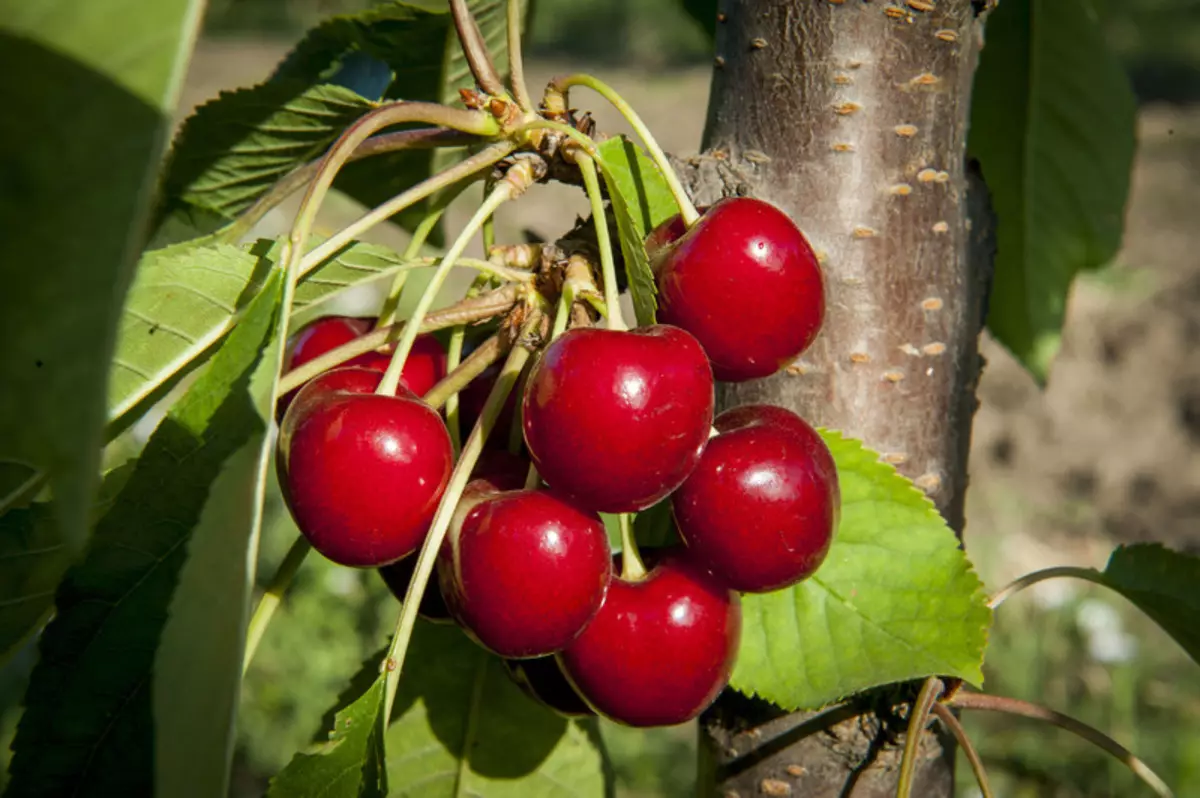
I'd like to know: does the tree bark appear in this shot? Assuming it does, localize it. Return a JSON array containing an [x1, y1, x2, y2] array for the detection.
[[682, 1, 995, 795]]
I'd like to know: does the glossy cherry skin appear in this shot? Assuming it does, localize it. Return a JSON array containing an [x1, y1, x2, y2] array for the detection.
[[505, 656, 595, 718], [279, 370, 453, 567], [672, 404, 839, 593], [437, 488, 613, 658], [558, 549, 741, 727], [649, 197, 825, 382], [522, 325, 714, 513]]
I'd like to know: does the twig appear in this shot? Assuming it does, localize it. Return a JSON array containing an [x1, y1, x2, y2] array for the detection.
[[930, 703, 994, 798], [896, 677, 945, 798], [449, 0, 505, 97]]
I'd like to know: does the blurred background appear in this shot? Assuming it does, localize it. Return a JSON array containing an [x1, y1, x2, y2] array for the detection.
[[6, 0, 1200, 796]]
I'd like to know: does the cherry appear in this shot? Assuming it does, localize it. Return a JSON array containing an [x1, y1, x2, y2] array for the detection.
[[437, 488, 613, 659], [648, 197, 825, 382], [457, 359, 520, 443], [278, 316, 445, 415], [522, 325, 714, 513], [504, 656, 594, 718], [672, 404, 839, 593], [558, 549, 741, 727], [278, 368, 453, 567], [378, 555, 453, 623]]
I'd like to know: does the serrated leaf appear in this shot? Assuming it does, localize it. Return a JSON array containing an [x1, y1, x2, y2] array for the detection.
[[268, 675, 389, 798], [0, 0, 205, 549], [595, 136, 680, 327], [1097, 544, 1200, 665], [969, 0, 1136, 380], [731, 431, 991, 711], [386, 622, 606, 797], [162, 81, 374, 220], [107, 236, 419, 437], [0, 464, 134, 664], [6, 274, 283, 797]]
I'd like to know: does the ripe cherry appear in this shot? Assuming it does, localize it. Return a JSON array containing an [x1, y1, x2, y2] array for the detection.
[[504, 656, 594, 718], [437, 488, 613, 659], [522, 325, 714, 513], [558, 549, 741, 727], [672, 404, 839, 593], [279, 316, 446, 415], [648, 197, 825, 382], [279, 368, 453, 567]]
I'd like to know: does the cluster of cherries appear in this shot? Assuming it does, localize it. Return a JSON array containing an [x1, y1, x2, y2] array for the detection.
[[276, 196, 839, 727]]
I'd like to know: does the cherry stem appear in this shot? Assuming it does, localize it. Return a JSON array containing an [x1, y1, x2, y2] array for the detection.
[[575, 153, 625, 330], [987, 565, 1105, 609], [929, 703, 994, 798], [449, 0, 506, 97], [224, 127, 479, 243], [444, 276, 493, 452], [298, 141, 515, 280], [895, 676, 945, 798], [505, 0, 533, 111], [550, 73, 700, 226], [277, 284, 519, 395], [619, 514, 646, 580], [514, 118, 601, 157], [242, 536, 311, 674], [0, 470, 48, 520], [949, 692, 1174, 797], [422, 334, 505, 412], [376, 175, 520, 397], [382, 337, 534, 723]]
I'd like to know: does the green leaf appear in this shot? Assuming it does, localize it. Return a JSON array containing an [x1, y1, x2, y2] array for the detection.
[[107, 236, 418, 437], [1098, 544, 1200, 665], [731, 431, 991, 711], [0, 0, 205, 549], [386, 622, 606, 797], [6, 274, 284, 797], [969, 0, 1136, 380], [267, 675, 389, 798], [595, 136, 679, 327], [162, 82, 374, 220]]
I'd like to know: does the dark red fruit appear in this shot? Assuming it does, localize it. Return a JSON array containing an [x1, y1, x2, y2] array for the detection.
[[558, 549, 741, 727], [279, 369, 453, 567], [279, 316, 445, 415], [470, 448, 530, 491], [649, 197, 825, 382], [458, 360, 520, 442], [378, 555, 452, 623], [522, 325, 714, 513], [672, 404, 839, 593], [438, 488, 613, 658], [504, 656, 595, 718]]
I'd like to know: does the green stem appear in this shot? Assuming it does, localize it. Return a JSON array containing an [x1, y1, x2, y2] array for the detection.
[[619, 513, 646, 580], [242, 537, 311, 673], [422, 334, 505, 411], [987, 565, 1106, 609], [224, 127, 479, 243], [382, 340, 533, 722], [277, 284, 519, 395], [277, 102, 498, 290], [297, 141, 515, 280], [895, 677, 945, 798], [376, 179, 517, 397], [449, 0, 506, 97], [551, 73, 700, 226], [506, 0, 533, 111], [949, 692, 1174, 797], [928, 703, 994, 798], [514, 118, 601, 157], [575, 153, 624, 330]]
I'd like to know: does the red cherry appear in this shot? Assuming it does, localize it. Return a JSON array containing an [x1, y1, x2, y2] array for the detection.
[[378, 555, 453, 623], [672, 404, 839, 593], [437, 488, 613, 659], [395, 333, 448, 397], [505, 656, 595, 718], [649, 197, 825, 382], [469, 448, 530, 491], [558, 549, 741, 727], [279, 369, 453, 567], [522, 325, 714, 513], [458, 360, 520, 442]]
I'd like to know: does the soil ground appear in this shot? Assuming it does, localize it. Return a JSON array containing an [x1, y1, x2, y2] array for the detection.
[[180, 37, 1200, 587]]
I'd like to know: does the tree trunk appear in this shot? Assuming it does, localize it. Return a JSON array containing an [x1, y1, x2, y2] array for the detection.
[[681, 1, 995, 795]]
